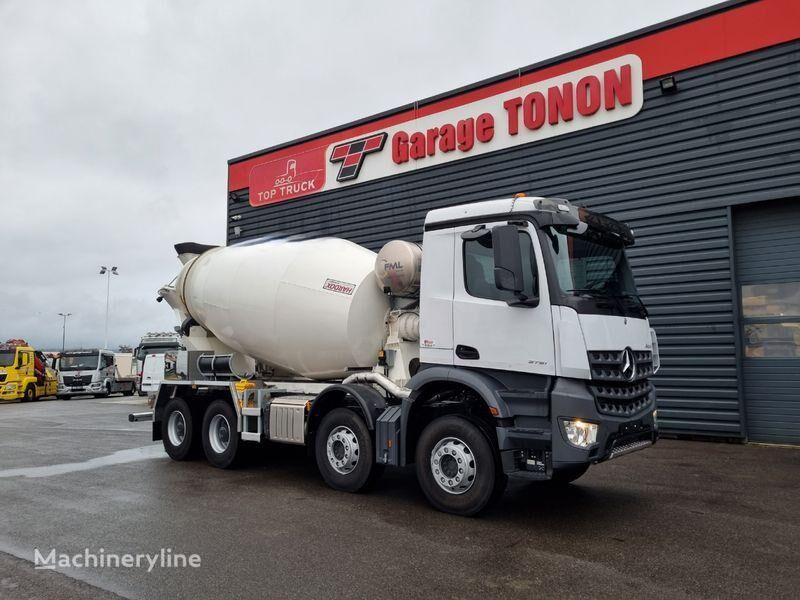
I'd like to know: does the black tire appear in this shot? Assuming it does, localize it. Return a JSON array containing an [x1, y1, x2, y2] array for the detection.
[[202, 399, 240, 469], [161, 397, 200, 461], [549, 464, 590, 484], [315, 408, 380, 493], [415, 415, 502, 516], [23, 385, 36, 403], [122, 382, 134, 397]]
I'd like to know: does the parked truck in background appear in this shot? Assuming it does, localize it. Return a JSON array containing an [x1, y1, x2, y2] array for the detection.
[[133, 333, 183, 395], [0, 340, 58, 402], [57, 349, 136, 398], [133, 196, 660, 515]]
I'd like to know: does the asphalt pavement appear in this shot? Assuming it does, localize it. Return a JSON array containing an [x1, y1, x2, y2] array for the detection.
[[1, 397, 798, 599]]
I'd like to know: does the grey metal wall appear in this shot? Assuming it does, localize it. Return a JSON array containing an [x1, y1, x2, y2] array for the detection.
[[228, 41, 800, 437]]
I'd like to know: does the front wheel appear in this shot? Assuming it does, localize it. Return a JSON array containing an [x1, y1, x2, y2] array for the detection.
[[202, 399, 240, 469], [415, 415, 504, 516], [315, 408, 380, 493], [22, 385, 36, 402]]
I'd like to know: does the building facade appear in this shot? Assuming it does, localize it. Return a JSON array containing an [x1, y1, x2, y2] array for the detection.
[[226, 0, 800, 443]]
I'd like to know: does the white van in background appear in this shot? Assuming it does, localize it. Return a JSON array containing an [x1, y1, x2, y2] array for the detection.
[[140, 352, 171, 397]]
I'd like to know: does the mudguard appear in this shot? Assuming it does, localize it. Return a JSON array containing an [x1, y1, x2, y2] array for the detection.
[[306, 383, 387, 437], [405, 366, 513, 417]]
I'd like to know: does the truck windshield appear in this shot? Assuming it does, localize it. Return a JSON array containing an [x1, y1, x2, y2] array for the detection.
[[0, 351, 15, 367], [60, 353, 99, 371], [542, 225, 642, 306]]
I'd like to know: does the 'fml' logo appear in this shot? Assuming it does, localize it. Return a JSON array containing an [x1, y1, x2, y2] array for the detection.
[[329, 133, 387, 182]]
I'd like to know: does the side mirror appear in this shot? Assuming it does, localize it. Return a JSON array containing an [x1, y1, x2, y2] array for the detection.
[[492, 225, 524, 293]]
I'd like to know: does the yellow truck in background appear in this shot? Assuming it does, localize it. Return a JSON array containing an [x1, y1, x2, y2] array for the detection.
[[0, 340, 58, 402]]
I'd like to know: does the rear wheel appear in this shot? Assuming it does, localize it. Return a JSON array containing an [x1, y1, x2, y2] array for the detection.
[[415, 415, 503, 516], [122, 382, 134, 397], [161, 397, 200, 460], [202, 400, 240, 469], [549, 464, 589, 484], [315, 408, 380, 493]]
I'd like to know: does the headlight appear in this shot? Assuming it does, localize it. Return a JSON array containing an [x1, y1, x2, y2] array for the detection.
[[650, 328, 660, 373], [563, 419, 598, 448], [4, 383, 16, 391]]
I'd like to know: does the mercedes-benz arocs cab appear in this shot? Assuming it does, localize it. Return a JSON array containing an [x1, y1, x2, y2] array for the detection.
[[57, 349, 136, 398], [133, 196, 659, 515]]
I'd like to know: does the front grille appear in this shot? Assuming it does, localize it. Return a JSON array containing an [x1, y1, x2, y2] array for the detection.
[[588, 350, 654, 416], [0, 373, 6, 383], [588, 350, 653, 382], [63, 375, 92, 386]]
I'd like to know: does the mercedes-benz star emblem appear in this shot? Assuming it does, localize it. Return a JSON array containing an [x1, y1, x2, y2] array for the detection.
[[620, 348, 637, 382]]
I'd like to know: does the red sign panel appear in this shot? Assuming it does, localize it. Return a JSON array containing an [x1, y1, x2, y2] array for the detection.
[[248, 147, 326, 207]]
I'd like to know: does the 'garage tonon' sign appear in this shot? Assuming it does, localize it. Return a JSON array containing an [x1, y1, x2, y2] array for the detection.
[[249, 55, 643, 207]]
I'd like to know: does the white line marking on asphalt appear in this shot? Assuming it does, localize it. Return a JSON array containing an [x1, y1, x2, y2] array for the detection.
[[0, 446, 164, 478]]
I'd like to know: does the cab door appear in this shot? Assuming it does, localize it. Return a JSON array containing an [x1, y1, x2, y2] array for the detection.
[[452, 221, 555, 375]]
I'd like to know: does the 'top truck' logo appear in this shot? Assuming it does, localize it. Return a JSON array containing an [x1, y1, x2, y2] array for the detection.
[[329, 133, 387, 182]]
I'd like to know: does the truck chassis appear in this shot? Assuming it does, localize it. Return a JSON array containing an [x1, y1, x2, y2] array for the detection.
[[133, 371, 657, 516]]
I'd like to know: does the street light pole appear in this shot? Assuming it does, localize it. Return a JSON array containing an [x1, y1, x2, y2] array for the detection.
[[58, 312, 72, 353], [99, 266, 118, 349]]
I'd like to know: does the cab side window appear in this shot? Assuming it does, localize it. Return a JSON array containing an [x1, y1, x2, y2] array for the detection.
[[102, 354, 114, 369], [463, 230, 537, 301]]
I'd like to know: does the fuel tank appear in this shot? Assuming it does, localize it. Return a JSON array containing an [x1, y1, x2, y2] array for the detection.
[[168, 238, 390, 380]]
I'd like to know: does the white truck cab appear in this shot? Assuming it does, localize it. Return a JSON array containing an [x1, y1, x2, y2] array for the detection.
[[416, 196, 658, 474], [57, 349, 136, 398]]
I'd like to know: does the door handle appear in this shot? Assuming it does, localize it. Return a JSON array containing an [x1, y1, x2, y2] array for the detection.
[[456, 345, 480, 360]]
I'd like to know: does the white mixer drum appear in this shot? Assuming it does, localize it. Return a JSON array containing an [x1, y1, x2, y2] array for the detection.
[[176, 238, 390, 380]]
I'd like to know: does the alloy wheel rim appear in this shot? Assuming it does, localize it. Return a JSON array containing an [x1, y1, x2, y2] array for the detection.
[[167, 410, 186, 446], [209, 414, 231, 454], [430, 436, 477, 495], [326, 425, 360, 475]]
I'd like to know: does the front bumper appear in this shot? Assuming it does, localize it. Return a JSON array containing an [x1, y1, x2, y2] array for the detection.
[[0, 384, 22, 401], [58, 382, 104, 396], [496, 377, 657, 479]]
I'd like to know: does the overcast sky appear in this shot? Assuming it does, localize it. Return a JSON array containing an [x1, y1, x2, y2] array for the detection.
[[1, 0, 721, 351]]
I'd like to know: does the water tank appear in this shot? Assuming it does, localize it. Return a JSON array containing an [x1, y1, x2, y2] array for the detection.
[[173, 238, 390, 380], [374, 240, 422, 296]]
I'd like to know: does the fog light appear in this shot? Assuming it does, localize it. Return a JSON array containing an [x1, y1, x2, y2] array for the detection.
[[563, 419, 598, 448]]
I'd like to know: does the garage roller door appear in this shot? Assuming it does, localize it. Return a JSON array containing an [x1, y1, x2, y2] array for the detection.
[[734, 200, 800, 444]]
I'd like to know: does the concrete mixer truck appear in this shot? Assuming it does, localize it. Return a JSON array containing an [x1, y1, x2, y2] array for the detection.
[[131, 195, 659, 516]]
